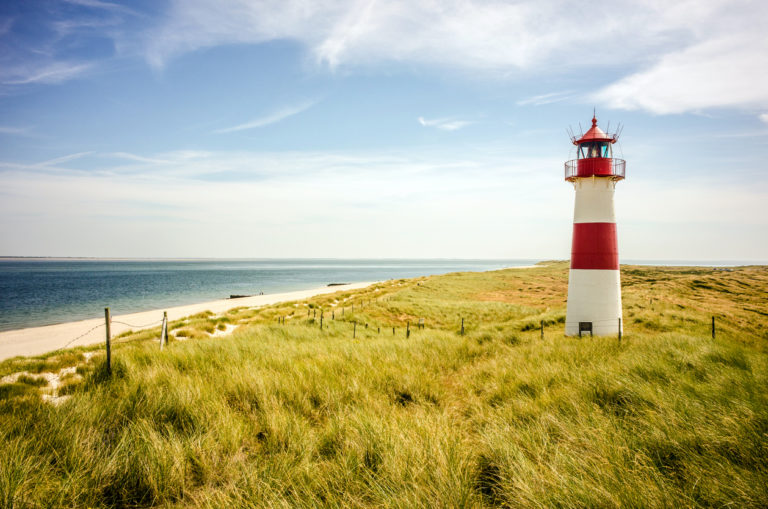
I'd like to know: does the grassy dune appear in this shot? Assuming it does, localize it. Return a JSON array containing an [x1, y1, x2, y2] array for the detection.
[[1, 262, 767, 507]]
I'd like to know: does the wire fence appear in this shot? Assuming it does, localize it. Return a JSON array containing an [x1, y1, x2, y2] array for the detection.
[[40, 293, 722, 379], [49, 315, 164, 354], [56, 323, 105, 352], [111, 319, 164, 329], [564, 319, 622, 325]]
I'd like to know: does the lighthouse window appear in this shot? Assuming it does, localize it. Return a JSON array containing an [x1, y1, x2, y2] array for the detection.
[[578, 142, 597, 159], [578, 142, 611, 159]]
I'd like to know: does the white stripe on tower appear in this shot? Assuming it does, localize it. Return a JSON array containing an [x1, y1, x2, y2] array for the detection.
[[565, 178, 623, 336]]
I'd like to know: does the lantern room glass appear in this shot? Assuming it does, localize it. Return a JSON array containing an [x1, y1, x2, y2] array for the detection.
[[577, 141, 612, 159]]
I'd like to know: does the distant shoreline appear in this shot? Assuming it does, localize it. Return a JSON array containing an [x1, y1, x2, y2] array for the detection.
[[1, 257, 763, 266], [0, 282, 377, 362], [0, 259, 537, 333]]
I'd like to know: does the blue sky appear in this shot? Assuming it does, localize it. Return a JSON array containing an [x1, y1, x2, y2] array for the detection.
[[0, 0, 766, 261]]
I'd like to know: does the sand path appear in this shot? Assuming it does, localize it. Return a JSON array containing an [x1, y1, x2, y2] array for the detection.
[[0, 282, 375, 361]]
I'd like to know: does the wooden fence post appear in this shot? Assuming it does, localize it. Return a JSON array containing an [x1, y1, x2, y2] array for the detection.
[[540, 320, 544, 340], [320, 310, 323, 329], [104, 307, 112, 377], [353, 321, 357, 339], [618, 318, 622, 342], [406, 321, 410, 338], [160, 311, 168, 350], [461, 317, 464, 336], [712, 316, 715, 339]]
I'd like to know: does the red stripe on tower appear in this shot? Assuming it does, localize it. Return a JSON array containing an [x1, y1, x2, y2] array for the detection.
[[570, 222, 618, 270]]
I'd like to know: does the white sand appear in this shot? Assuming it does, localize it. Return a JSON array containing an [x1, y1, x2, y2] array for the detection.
[[0, 282, 375, 361]]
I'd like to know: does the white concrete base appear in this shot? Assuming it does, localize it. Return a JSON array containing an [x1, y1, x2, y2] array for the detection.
[[565, 269, 623, 336]]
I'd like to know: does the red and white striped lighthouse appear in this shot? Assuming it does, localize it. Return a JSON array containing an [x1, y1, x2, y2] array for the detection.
[[564, 115, 625, 336]]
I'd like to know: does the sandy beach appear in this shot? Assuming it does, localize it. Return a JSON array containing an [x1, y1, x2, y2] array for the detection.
[[0, 282, 375, 362]]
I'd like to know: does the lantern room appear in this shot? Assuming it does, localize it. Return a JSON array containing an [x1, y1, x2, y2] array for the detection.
[[564, 116, 625, 181]]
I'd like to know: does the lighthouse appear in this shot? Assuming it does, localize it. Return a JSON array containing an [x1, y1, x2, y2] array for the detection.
[[564, 115, 625, 336]]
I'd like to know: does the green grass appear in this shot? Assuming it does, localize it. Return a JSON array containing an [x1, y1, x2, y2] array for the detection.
[[0, 351, 87, 379], [0, 263, 766, 507]]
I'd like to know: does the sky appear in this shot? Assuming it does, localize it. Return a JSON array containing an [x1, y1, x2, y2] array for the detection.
[[0, 0, 766, 261]]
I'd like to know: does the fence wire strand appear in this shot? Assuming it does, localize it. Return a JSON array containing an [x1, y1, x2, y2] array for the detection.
[[57, 323, 105, 352], [111, 319, 163, 329], [49, 317, 163, 354]]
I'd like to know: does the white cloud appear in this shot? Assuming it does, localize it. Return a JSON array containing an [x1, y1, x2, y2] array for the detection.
[[136, 0, 767, 117], [1, 144, 766, 259], [213, 100, 316, 133], [143, 0, 617, 71], [418, 117, 473, 131], [62, 0, 136, 14], [107, 152, 173, 165], [760, 113, 768, 124], [0, 126, 32, 136], [3, 0, 765, 117], [2, 62, 93, 85], [33, 152, 94, 168], [596, 34, 768, 114], [0, 2, 134, 90], [0, 147, 568, 258], [517, 91, 573, 106]]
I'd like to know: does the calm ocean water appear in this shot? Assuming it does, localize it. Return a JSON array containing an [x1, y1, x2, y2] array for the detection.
[[0, 259, 536, 331]]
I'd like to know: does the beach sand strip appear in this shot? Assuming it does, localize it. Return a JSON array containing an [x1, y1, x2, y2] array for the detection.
[[0, 282, 375, 361]]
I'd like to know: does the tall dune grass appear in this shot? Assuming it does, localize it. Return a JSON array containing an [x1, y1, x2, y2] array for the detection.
[[1, 263, 766, 507]]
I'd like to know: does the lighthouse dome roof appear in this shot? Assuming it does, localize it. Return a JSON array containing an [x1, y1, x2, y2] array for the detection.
[[574, 116, 616, 144]]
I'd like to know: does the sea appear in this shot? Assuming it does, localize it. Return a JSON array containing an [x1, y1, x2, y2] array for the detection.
[[0, 258, 536, 332]]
